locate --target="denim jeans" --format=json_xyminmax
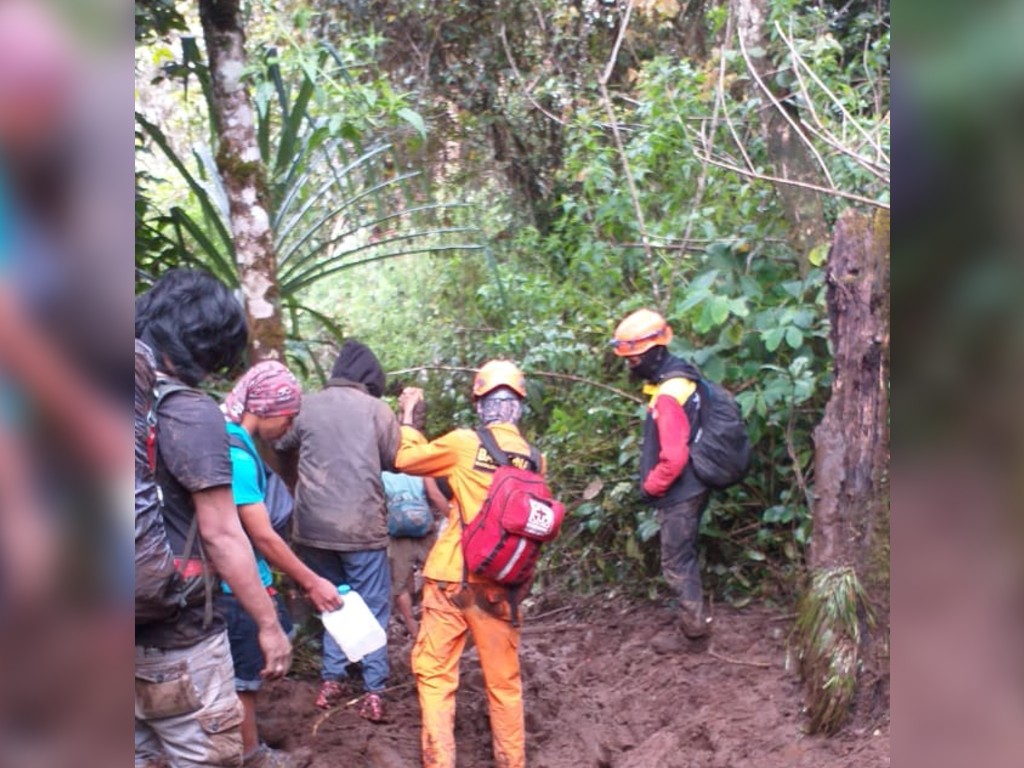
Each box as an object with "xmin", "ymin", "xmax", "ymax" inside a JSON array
[
  {"xmin": 215, "ymin": 591, "xmax": 293, "ymax": 692},
  {"xmin": 298, "ymin": 546, "xmax": 391, "ymax": 692}
]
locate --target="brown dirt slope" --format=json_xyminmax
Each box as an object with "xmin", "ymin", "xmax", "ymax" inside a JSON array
[{"xmin": 258, "ymin": 595, "xmax": 890, "ymax": 768}]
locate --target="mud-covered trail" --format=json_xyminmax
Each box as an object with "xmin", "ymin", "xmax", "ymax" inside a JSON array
[{"xmin": 257, "ymin": 594, "xmax": 890, "ymax": 767}]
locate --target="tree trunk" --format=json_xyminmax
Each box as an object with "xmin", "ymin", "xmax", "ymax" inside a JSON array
[
  {"xmin": 198, "ymin": 0, "xmax": 284, "ymax": 362},
  {"xmin": 795, "ymin": 209, "xmax": 889, "ymax": 734},
  {"xmin": 811, "ymin": 209, "xmax": 889, "ymax": 573},
  {"xmin": 734, "ymin": 0, "xmax": 831, "ymax": 275}
]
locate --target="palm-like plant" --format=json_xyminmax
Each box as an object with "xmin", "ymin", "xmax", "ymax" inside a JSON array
[{"xmin": 137, "ymin": 43, "xmax": 482, "ymax": 375}]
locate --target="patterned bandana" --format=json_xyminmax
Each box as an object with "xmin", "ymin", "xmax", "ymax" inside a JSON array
[
  {"xmin": 475, "ymin": 388, "xmax": 523, "ymax": 426},
  {"xmin": 223, "ymin": 361, "xmax": 302, "ymax": 423}
]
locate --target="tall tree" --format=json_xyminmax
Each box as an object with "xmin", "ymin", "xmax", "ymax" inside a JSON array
[
  {"xmin": 794, "ymin": 209, "xmax": 890, "ymax": 733},
  {"xmin": 735, "ymin": 0, "xmax": 832, "ymax": 275},
  {"xmin": 198, "ymin": 0, "xmax": 283, "ymax": 361}
]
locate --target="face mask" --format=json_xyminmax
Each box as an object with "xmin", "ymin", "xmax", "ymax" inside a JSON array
[
  {"xmin": 475, "ymin": 389, "xmax": 523, "ymax": 425},
  {"xmin": 628, "ymin": 346, "xmax": 666, "ymax": 382}
]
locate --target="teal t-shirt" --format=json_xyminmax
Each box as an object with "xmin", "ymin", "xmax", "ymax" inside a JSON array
[{"xmin": 224, "ymin": 421, "xmax": 273, "ymax": 590}]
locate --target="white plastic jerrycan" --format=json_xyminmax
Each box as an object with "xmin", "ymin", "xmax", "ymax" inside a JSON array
[{"xmin": 321, "ymin": 585, "xmax": 387, "ymax": 662}]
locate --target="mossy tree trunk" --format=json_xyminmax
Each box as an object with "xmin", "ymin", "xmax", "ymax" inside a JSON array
[
  {"xmin": 797, "ymin": 209, "xmax": 890, "ymax": 734},
  {"xmin": 199, "ymin": 0, "xmax": 284, "ymax": 362}
]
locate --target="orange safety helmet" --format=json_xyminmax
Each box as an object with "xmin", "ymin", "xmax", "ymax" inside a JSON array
[
  {"xmin": 472, "ymin": 359, "xmax": 527, "ymax": 399},
  {"xmin": 610, "ymin": 308, "xmax": 673, "ymax": 356}
]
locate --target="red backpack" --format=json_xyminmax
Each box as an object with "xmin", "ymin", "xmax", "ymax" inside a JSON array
[{"xmin": 460, "ymin": 427, "xmax": 565, "ymax": 594}]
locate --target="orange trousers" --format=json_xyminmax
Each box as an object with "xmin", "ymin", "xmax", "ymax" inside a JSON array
[{"xmin": 411, "ymin": 580, "xmax": 524, "ymax": 768}]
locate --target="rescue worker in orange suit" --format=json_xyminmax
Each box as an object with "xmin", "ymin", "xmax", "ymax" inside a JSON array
[
  {"xmin": 611, "ymin": 309, "xmax": 712, "ymax": 642},
  {"xmin": 395, "ymin": 360, "xmax": 539, "ymax": 768}
]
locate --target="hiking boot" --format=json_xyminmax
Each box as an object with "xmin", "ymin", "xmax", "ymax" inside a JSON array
[
  {"xmin": 314, "ymin": 680, "xmax": 345, "ymax": 710},
  {"xmin": 679, "ymin": 600, "xmax": 711, "ymax": 639},
  {"xmin": 358, "ymin": 692, "xmax": 386, "ymax": 723},
  {"xmin": 243, "ymin": 744, "xmax": 312, "ymax": 768}
]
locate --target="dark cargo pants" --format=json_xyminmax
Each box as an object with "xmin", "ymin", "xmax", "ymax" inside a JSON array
[{"xmin": 657, "ymin": 491, "xmax": 711, "ymax": 603}]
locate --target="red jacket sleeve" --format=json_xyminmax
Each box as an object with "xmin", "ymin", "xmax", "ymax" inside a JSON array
[{"xmin": 642, "ymin": 393, "xmax": 691, "ymax": 497}]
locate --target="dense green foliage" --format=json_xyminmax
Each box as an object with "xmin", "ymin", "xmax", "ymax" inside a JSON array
[{"xmin": 135, "ymin": 0, "xmax": 889, "ymax": 605}]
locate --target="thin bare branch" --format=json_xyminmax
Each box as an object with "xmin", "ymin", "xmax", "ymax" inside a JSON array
[
  {"xmin": 596, "ymin": 0, "xmax": 662, "ymax": 308},
  {"xmin": 707, "ymin": 648, "xmax": 774, "ymax": 669},
  {"xmin": 786, "ymin": 396, "xmax": 814, "ymax": 516},
  {"xmin": 775, "ymin": 21, "xmax": 889, "ymax": 165},
  {"xmin": 783, "ymin": 33, "xmax": 832, "ymax": 138},
  {"xmin": 780, "ymin": 16, "xmax": 885, "ymax": 175},
  {"xmin": 737, "ymin": 28, "xmax": 836, "ymax": 190},
  {"xmin": 614, "ymin": 241, "xmax": 704, "ymax": 252},
  {"xmin": 694, "ymin": 152, "xmax": 889, "ymax": 210},
  {"xmin": 751, "ymin": 19, "xmax": 888, "ymax": 186},
  {"xmin": 388, "ymin": 364, "xmax": 645, "ymax": 403},
  {"xmin": 498, "ymin": 25, "xmax": 566, "ymax": 126},
  {"xmin": 599, "ymin": 0, "xmax": 633, "ymax": 85},
  {"xmin": 707, "ymin": 11, "xmax": 755, "ymax": 172},
  {"xmin": 797, "ymin": 118, "xmax": 890, "ymax": 182}
]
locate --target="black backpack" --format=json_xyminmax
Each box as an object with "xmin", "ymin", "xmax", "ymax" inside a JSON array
[
  {"xmin": 687, "ymin": 376, "xmax": 752, "ymax": 490},
  {"xmin": 135, "ymin": 342, "xmax": 184, "ymax": 624},
  {"xmin": 134, "ymin": 342, "xmax": 214, "ymax": 627}
]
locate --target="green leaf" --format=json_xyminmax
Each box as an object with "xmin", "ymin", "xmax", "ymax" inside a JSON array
[
  {"xmin": 136, "ymin": 113, "xmax": 235, "ymax": 264},
  {"xmin": 763, "ymin": 327, "xmax": 785, "ymax": 351},
  {"xmin": 709, "ymin": 295, "xmax": 731, "ymax": 325},
  {"xmin": 168, "ymin": 207, "xmax": 236, "ymax": 285},
  {"xmin": 791, "ymin": 308, "xmax": 815, "ymax": 329},
  {"xmin": 688, "ymin": 269, "xmax": 720, "ymax": 294},
  {"xmin": 398, "ymin": 107, "xmax": 427, "ymax": 138},
  {"xmin": 274, "ymin": 71, "xmax": 316, "ymax": 177},
  {"xmin": 625, "ymin": 535, "xmax": 641, "ymax": 561},
  {"xmin": 728, "ymin": 297, "xmax": 750, "ymax": 318},
  {"xmin": 676, "ymin": 287, "xmax": 710, "ymax": 314},
  {"xmin": 808, "ymin": 241, "xmax": 830, "ymax": 267},
  {"xmin": 782, "ymin": 280, "xmax": 804, "ymax": 298},
  {"xmin": 785, "ymin": 326, "xmax": 804, "ymax": 349}
]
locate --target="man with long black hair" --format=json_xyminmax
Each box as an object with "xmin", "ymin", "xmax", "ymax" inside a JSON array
[{"xmin": 135, "ymin": 269, "xmax": 291, "ymax": 768}]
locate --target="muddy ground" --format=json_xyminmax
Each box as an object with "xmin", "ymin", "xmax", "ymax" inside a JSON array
[{"xmin": 258, "ymin": 593, "xmax": 890, "ymax": 768}]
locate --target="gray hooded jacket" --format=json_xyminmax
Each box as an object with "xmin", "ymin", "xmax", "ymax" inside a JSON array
[{"xmin": 276, "ymin": 341, "xmax": 399, "ymax": 551}]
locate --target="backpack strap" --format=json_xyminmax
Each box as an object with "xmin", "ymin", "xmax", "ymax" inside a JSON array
[
  {"xmin": 152, "ymin": 378, "xmax": 198, "ymax": 412},
  {"xmin": 176, "ymin": 514, "xmax": 214, "ymax": 628},
  {"xmin": 150, "ymin": 377, "xmax": 215, "ymax": 629},
  {"xmin": 147, "ymin": 379, "xmax": 198, "ymax": 473},
  {"xmin": 228, "ymin": 432, "xmax": 269, "ymax": 496},
  {"xmin": 689, "ymin": 377, "xmax": 712, "ymax": 445},
  {"xmin": 474, "ymin": 427, "xmax": 540, "ymax": 472},
  {"xmin": 471, "ymin": 427, "xmax": 534, "ymax": 628}
]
